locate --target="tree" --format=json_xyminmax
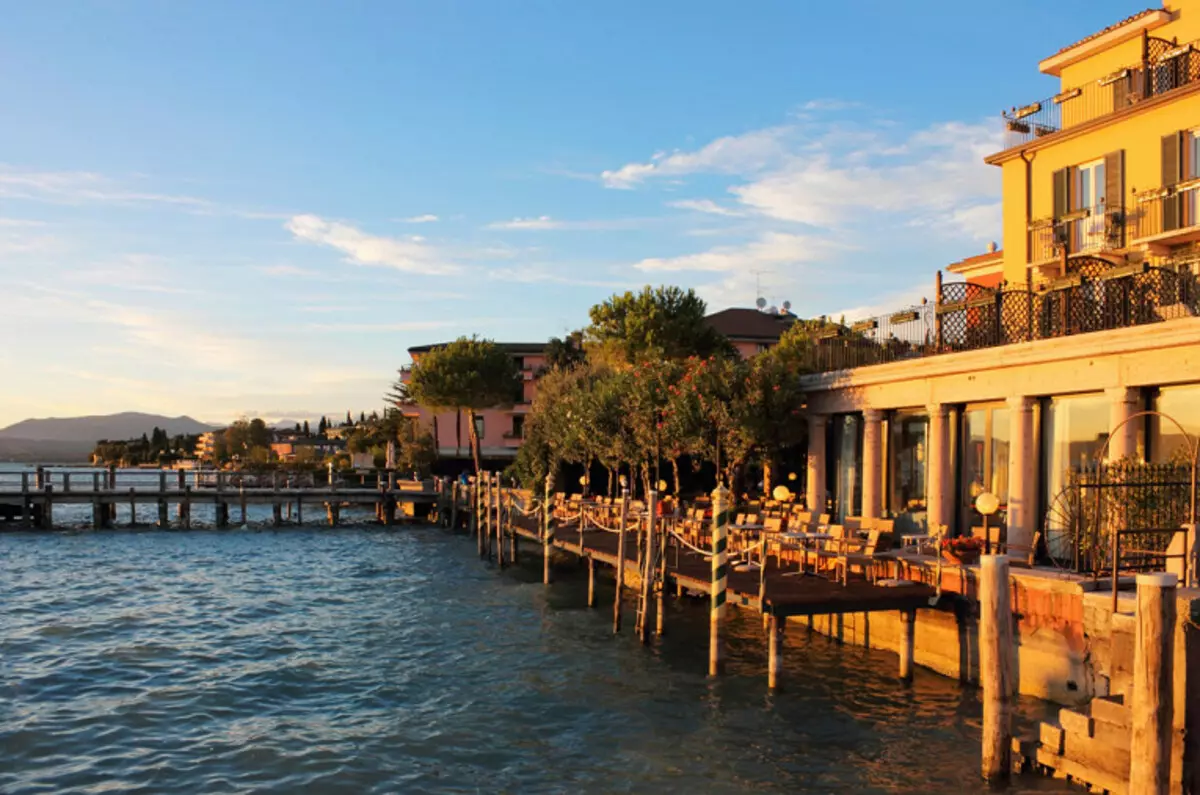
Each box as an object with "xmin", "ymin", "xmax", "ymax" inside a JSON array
[
  {"xmin": 345, "ymin": 411, "xmax": 353, "ymax": 427},
  {"xmin": 358, "ymin": 410, "xmax": 366, "ymax": 424},
  {"xmin": 294, "ymin": 422, "xmax": 301, "ymax": 433},
  {"xmin": 303, "ymin": 419, "xmax": 310, "ymax": 436},
  {"xmin": 586, "ymin": 285, "xmax": 731, "ymax": 363},
  {"xmin": 400, "ymin": 336, "xmax": 521, "ymax": 473},
  {"xmin": 318, "ymin": 416, "xmax": 327, "ymax": 435},
  {"xmin": 542, "ymin": 331, "xmax": 585, "ymax": 372}
]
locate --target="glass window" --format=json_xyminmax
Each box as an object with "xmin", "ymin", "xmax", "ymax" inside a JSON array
[
  {"xmin": 960, "ymin": 405, "xmax": 1011, "ymax": 537},
  {"xmin": 1151, "ymin": 384, "xmax": 1200, "ymax": 463},
  {"xmin": 826, "ymin": 414, "xmax": 862, "ymax": 522},
  {"xmin": 473, "ymin": 415, "xmax": 485, "ymax": 441},
  {"xmin": 887, "ymin": 412, "xmax": 928, "ymax": 534},
  {"xmin": 1041, "ymin": 393, "xmax": 1109, "ymax": 557}
]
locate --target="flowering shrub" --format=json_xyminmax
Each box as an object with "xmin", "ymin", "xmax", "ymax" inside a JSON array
[{"xmin": 940, "ymin": 536, "xmax": 985, "ymax": 553}]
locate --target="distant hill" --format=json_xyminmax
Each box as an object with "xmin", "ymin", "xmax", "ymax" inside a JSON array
[{"xmin": 0, "ymin": 412, "xmax": 215, "ymax": 442}]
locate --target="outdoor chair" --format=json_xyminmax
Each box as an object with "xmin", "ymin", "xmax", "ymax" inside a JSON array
[
  {"xmin": 833, "ymin": 527, "xmax": 895, "ymax": 585},
  {"xmin": 971, "ymin": 524, "xmax": 1004, "ymax": 555}
]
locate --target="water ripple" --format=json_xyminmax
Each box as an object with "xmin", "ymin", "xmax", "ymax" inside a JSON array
[{"xmin": 1, "ymin": 528, "xmax": 1073, "ymax": 794}]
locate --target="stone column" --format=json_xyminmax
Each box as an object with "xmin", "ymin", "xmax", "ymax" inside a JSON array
[
  {"xmin": 1106, "ymin": 386, "xmax": 1141, "ymax": 462},
  {"xmin": 1006, "ymin": 396, "xmax": 1036, "ymax": 557},
  {"xmin": 861, "ymin": 409, "xmax": 884, "ymax": 521},
  {"xmin": 806, "ymin": 413, "xmax": 827, "ymax": 514},
  {"xmin": 926, "ymin": 403, "xmax": 951, "ymax": 535}
]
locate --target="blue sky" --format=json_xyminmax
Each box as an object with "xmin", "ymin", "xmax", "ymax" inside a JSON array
[{"xmin": 0, "ymin": 0, "xmax": 1137, "ymax": 426}]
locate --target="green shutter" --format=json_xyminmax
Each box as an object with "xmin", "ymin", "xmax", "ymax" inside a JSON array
[
  {"xmin": 1104, "ymin": 150, "xmax": 1125, "ymax": 246},
  {"xmin": 1163, "ymin": 132, "xmax": 1182, "ymax": 232},
  {"xmin": 1052, "ymin": 168, "xmax": 1070, "ymax": 219}
]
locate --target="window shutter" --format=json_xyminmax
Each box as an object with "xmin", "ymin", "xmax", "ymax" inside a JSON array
[
  {"xmin": 1163, "ymin": 132, "xmax": 1182, "ymax": 231},
  {"xmin": 1052, "ymin": 168, "xmax": 1070, "ymax": 219},
  {"xmin": 1105, "ymin": 150, "xmax": 1125, "ymax": 246}
]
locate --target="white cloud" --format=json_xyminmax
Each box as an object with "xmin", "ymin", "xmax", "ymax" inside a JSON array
[
  {"xmin": 633, "ymin": 232, "xmax": 837, "ymax": 273},
  {"xmin": 306, "ymin": 320, "xmax": 456, "ymax": 332},
  {"xmin": 667, "ymin": 199, "xmax": 746, "ymax": 217},
  {"xmin": 0, "ymin": 166, "xmax": 216, "ymax": 210},
  {"xmin": 285, "ymin": 214, "xmax": 460, "ymax": 275},
  {"xmin": 487, "ymin": 215, "xmax": 562, "ymax": 230},
  {"xmin": 401, "ymin": 214, "xmax": 439, "ymax": 223},
  {"xmin": 600, "ymin": 126, "xmax": 792, "ymax": 189}
]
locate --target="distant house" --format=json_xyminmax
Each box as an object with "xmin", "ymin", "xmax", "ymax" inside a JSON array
[
  {"xmin": 270, "ymin": 437, "xmax": 345, "ymax": 461},
  {"xmin": 194, "ymin": 429, "xmax": 227, "ymax": 461},
  {"xmin": 703, "ymin": 306, "xmax": 797, "ymax": 359}
]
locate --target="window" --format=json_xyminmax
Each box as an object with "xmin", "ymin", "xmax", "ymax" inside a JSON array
[
  {"xmin": 473, "ymin": 415, "xmax": 485, "ymax": 442},
  {"xmin": 959, "ymin": 405, "xmax": 1010, "ymax": 536},
  {"xmin": 1074, "ymin": 159, "xmax": 1106, "ymax": 251},
  {"xmin": 887, "ymin": 412, "xmax": 928, "ymax": 534},
  {"xmin": 511, "ymin": 415, "xmax": 525, "ymax": 439},
  {"xmin": 826, "ymin": 414, "xmax": 863, "ymax": 521},
  {"xmin": 1040, "ymin": 393, "xmax": 1108, "ymax": 557},
  {"xmin": 1150, "ymin": 384, "xmax": 1200, "ymax": 463}
]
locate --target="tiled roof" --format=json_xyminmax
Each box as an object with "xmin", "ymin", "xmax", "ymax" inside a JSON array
[
  {"xmin": 704, "ymin": 307, "xmax": 796, "ymax": 341},
  {"xmin": 1050, "ymin": 8, "xmax": 1159, "ymax": 57}
]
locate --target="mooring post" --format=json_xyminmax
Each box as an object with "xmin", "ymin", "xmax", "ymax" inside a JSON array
[
  {"xmin": 42, "ymin": 485, "xmax": 54, "ymax": 530},
  {"xmin": 542, "ymin": 475, "xmax": 553, "ymax": 585},
  {"xmin": 35, "ymin": 465, "xmax": 45, "ymax": 490},
  {"xmin": 481, "ymin": 473, "xmax": 492, "ymax": 560},
  {"xmin": 177, "ymin": 469, "xmax": 185, "ymax": 490},
  {"xmin": 768, "ymin": 614, "xmax": 783, "ymax": 690},
  {"xmin": 496, "ymin": 473, "xmax": 506, "ymax": 568},
  {"xmin": 656, "ymin": 511, "xmax": 667, "ymax": 637},
  {"xmin": 91, "ymin": 472, "xmax": 103, "ymax": 529},
  {"xmin": 272, "ymin": 472, "xmax": 282, "ymax": 527},
  {"xmin": 239, "ymin": 482, "xmax": 248, "ymax": 526},
  {"xmin": 710, "ymin": 484, "xmax": 730, "ymax": 676},
  {"xmin": 899, "ymin": 608, "xmax": 916, "ymax": 681},
  {"xmin": 296, "ymin": 496, "xmax": 303, "ymax": 525},
  {"xmin": 108, "ymin": 464, "xmax": 117, "ymax": 491},
  {"xmin": 638, "ymin": 490, "xmax": 657, "ymax": 645},
  {"xmin": 1129, "ymin": 572, "xmax": 1178, "ymax": 795},
  {"xmin": 979, "ymin": 554, "xmax": 1013, "ymax": 784},
  {"xmin": 182, "ymin": 486, "xmax": 191, "ymax": 529},
  {"xmin": 62, "ymin": 471, "xmax": 71, "ymax": 493},
  {"xmin": 469, "ymin": 479, "xmax": 479, "ymax": 540},
  {"xmin": 613, "ymin": 489, "xmax": 629, "ymax": 634},
  {"xmin": 128, "ymin": 487, "xmax": 136, "ymax": 527},
  {"xmin": 450, "ymin": 481, "xmax": 459, "ymax": 530}
]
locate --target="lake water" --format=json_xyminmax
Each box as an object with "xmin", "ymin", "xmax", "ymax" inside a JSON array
[{"xmin": 0, "ymin": 524, "xmax": 1077, "ymax": 794}]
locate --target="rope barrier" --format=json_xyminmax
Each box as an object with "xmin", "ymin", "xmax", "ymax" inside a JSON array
[{"xmin": 668, "ymin": 527, "xmax": 715, "ymax": 558}]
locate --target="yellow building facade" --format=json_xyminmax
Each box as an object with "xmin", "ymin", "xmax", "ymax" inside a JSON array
[{"xmin": 990, "ymin": 0, "xmax": 1200, "ymax": 283}]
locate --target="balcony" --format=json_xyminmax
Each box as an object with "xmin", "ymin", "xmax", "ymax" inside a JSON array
[
  {"xmin": 1027, "ymin": 204, "xmax": 1126, "ymax": 266},
  {"xmin": 804, "ymin": 264, "xmax": 1197, "ymax": 375},
  {"xmin": 1003, "ymin": 39, "xmax": 1200, "ymax": 148},
  {"xmin": 1131, "ymin": 179, "xmax": 1200, "ymax": 252}
]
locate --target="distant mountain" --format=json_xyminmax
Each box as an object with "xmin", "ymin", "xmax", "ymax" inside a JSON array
[
  {"xmin": 0, "ymin": 438, "xmax": 96, "ymax": 463},
  {"xmin": 0, "ymin": 412, "xmax": 215, "ymax": 443}
]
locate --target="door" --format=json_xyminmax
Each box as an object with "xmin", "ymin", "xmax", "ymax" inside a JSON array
[{"xmin": 1074, "ymin": 159, "xmax": 1106, "ymax": 252}]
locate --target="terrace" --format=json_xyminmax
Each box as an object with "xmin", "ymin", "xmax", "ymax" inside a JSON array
[
  {"xmin": 1002, "ymin": 36, "xmax": 1200, "ymax": 149},
  {"xmin": 805, "ymin": 260, "xmax": 1198, "ymax": 374}
]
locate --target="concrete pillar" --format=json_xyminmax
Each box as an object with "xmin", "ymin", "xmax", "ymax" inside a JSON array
[
  {"xmin": 806, "ymin": 413, "xmax": 827, "ymax": 514},
  {"xmin": 861, "ymin": 409, "xmax": 884, "ymax": 521},
  {"xmin": 926, "ymin": 403, "xmax": 951, "ymax": 536},
  {"xmin": 1006, "ymin": 396, "xmax": 1036, "ymax": 558},
  {"xmin": 1106, "ymin": 386, "xmax": 1141, "ymax": 462}
]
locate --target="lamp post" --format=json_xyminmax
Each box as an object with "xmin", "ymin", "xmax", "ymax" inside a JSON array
[{"xmin": 975, "ymin": 491, "xmax": 1001, "ymax": 554}]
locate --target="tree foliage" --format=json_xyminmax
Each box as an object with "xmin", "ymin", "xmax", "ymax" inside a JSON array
[
  {"xmin": 586, "ymin": 285, "xmax": 731, "ymax": 363},
  {"xmin": 400, "ymin": 336, "xmax": 521, "ymax": 473}
]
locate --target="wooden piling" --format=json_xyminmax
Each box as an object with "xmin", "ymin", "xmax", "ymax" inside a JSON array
[
  {"xmin": 613, "ymin": 490, "xmax": 628, "ymax": 634},
  {"xmin": 181, "ymin": 486, "xmax": 191, "ymax": 529},
  {"xmin": 587, "ymin": 556, "xmax": 596, "ymax": 607},
  {"xmin": 158, "ymin": 471, "xmax": 168, "ymax": 527},
  {"xmin": 899, "ymin": 608, "xmax": 916, "ymax": 681},
  {"xmin": 239, "ymin": 484, "xmax": 248, "ymax": 526},
  {"xmin": 494, "ymin": 474, "xmax": 505, "ymax": 569},
  {"xmin": 327, "ymin": 501, "xmax": 339, "ymax": 527},
  {"xmin": 542, "ymin": 475, "xmax": 553, "ymax": 585},
  {"xmin": 768, "ymin": 614, "xmax": 783, "ymax": 690},
  {"xmin": 92, "ymin": 472, "xmax": 103, "ymax": 529},
  {"xmin": 1129, "ymin": 572, "xmax": 1177, "ymax": 795},
  {"xmin": 41, "ymin": 485, "xmax": 54, "ymax": 530},
  {"xmin": 21, "ymin": 472, "xmax": 31, "ymax": 529},
  {"xmin": 128, "ymin": 488, "xmax": 136, "ymax": 527},
  {"xmin": 638, "ymin": 490, "xmax": 657, "ymax": 645},
  {"xmin": 296, "ymin": 496, "xmax": 303, "ymax": 525},
  {"xmin": 35, "ymin": 465, "xmax": 45, "ymax": 490},
  {"xmin": 979, "ymin": 554, "xmax": 1013, "ymax": 784},
  {"xmin": 656, "ymin": 512, "xmax": 667, "ymax": 637},
  {"xmin": 710, "ymin": 485, "xmax": 730, "ymax": 676}
]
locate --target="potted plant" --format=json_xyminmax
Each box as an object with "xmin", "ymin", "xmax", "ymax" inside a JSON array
[{"xmin": 941, "ymin": 535, "xmax": 985, "ymax": 565}]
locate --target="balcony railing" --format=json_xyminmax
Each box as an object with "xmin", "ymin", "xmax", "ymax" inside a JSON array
[
  {"xmin": 806, "ymin": 264, "xmax": 1198, "ymax": 375},
  {"xmin": 1028, "ymin": 204, "xmax": 1126, "ymax": 264},
  {"xmin": 1003, "ymin": 38, "xmax": 1200, "ymax": 148},
  {"xmin": 1132, "ymin": 179, "xmax": 1200, "ymax": 243}
]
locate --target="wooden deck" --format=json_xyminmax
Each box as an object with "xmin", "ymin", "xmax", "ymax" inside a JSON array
[{"xmin": 513, "ymin": 519, "xmax": 938, "ymax": 618}]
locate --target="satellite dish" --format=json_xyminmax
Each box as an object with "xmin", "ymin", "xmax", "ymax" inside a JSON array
[
  {"xmin": 767, "ymin": 305, "xmax": 778, "ymax": 315},
  {"xmin": 755, "ymin": 297, "xmax": 767, "ymax": 309},
  {"xmin": 782, "ymin": 300, "xmax": 792, "ymax": 313}
]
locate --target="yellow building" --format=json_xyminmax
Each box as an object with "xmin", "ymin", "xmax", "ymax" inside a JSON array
[{"xmin": 986, "ymin": 1, "xmax": 1200, "ymax": 284}]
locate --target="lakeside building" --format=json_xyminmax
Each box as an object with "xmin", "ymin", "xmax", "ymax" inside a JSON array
[
  {"xmin": 397, "ymin": 308, "xmax": 797, "ymax": 467},
  {"xmin": 803, "ymin": 0, "xmax": 1200, "ymax": 550},
  {"xmin": 193, "ymin": 430, "xmax": 226, "ymax": 461},
  {"xmin": 269, "ymin": 437, "xmax": 345, "ymax": 462}
]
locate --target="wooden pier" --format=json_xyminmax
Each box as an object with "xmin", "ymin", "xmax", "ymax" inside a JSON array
[{"xmin": 0, "ymin": 468, "xmax": 441, "ymax": 529}]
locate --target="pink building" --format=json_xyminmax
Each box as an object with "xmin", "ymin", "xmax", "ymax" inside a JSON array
[
  {"xmin": 703, "ymin": 307, "xmax": 796, "ymax": 359},
  {"xmin": 398, "ymin": 342, "xmax": 545, "ymax": 464}
]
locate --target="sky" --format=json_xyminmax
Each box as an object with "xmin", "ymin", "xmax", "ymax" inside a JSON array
[{"xmin": 0, "ymin": 0, "xmax": 1140, "ymax": 427}]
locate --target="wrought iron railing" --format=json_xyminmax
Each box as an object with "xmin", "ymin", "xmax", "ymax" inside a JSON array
[
  {"xmin": 1003, "ymin": 37, "xmax": 1200, "ymax": 148},
  {"xmin": 1027, "ymin": 204, "xmax": 1126, "ymax": 264},
  {"xmin": 808, "ymin": 264, "xmax": 1198, "ymax": 375},
  {"xmin": 1132, "ymin": 178, "xmax": 1200, "ymax": 240}
]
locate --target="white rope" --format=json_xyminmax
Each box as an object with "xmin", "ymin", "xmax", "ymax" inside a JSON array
[{"xmin": 668, "ymin": 527, "xmax": 715, "ymax": 558}]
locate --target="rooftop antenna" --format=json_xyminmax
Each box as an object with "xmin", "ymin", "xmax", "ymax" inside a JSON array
[{"xmin": 752, "ymin": 269, "xmax": 772, "ymax": 309}]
